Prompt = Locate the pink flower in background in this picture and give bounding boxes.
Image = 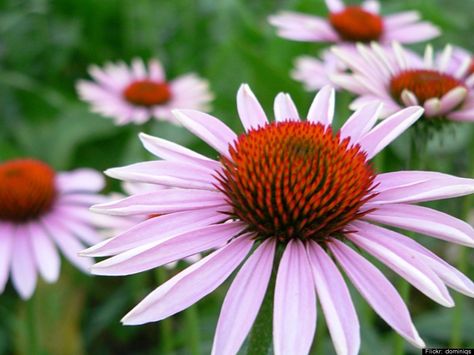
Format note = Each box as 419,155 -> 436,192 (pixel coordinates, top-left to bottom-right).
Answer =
84,85 -> 474,355
332,43 -> 474,121
269,0 -> 440,90
77,58 -> 213,125
0,159 -> 105,299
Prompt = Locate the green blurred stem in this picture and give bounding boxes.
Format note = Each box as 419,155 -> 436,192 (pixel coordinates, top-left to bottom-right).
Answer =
247,256 -> 278,355
26,298 -> 39,354
155,268 -> 174,355
394,280 -> 411,355
183,305 -> 201,355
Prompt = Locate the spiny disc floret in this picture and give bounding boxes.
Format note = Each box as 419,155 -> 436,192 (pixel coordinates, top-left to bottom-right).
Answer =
217,121 -> 376,242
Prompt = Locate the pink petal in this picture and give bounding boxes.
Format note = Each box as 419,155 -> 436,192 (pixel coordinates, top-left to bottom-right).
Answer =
41,215 -> 92,272
364,204 -> 474,247
91,189 -> 227,216
28,223 -> 60,283
371,171 -> 474,204
121,235 -> 253,325
56,169 -> 105,193
307,85 -> 335,125
91,221 -> 246,276
362,227 -> 474,297
138,133 -> 219,171
212,239 -> 276,355
383,11 -> 420,30
362,0 -> 380,13
237,84 -> 268,130
268,12 -> 338,42
105,161 -> 217,190
11,226 -> 37,299
0,223 -> 14,293
383,23 -> 440,44
339,101 -> 383,143
348,222 -> 454,307
329,240 -> 425,348
82,208 -> 226,257
358,106 -> 423,159
274,93 -> 300,122
148,59 -> 165,81
172,109 -> 236,159
307,242 -> 360,355
273,240 -> 316,355
439,87 -> 468,115
325,0 -> 344,12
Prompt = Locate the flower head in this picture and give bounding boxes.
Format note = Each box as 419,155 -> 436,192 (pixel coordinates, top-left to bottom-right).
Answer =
269,0 -> 440,91
0,158 -> 106,299
77,58 -> 213,125
332,43 -> 474,122
85,85 -> 474,355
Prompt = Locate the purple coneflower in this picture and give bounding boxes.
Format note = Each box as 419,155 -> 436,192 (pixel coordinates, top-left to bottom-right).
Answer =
84,85 -> 474,355
0,159 -> 105,299
269,0 -> 440,91
77,58 -> 213,125
332,43 -> 474,122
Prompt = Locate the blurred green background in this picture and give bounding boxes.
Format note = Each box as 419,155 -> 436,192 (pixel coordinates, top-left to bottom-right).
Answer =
0,0 -> 473,354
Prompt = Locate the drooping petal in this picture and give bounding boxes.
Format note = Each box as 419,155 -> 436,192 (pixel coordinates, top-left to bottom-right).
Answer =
139,133 -> 220,171
371,171 -> 474,204
11,226 -> 37,299
90,189 -> 227,216
91,221 -> 246,276
307,85 -> 335,125
212,239 -> 276,355
273,240 -> 316,355
173,109 -> 237,159
0,224 -> 14,293
56,169 -> 105,193
364,204 -> 474,247
237,84 -> 269,130
274,93 -> 300,122
105,161 -> 217,190
28,223 -> 60,283
358,106 -> 423,159
359,226 -> 474,297
307,242 -> 360,355
347,223 -> 454,307
82,208 -> 227,257
329,240 -> 425,348
121,235 -> 253,325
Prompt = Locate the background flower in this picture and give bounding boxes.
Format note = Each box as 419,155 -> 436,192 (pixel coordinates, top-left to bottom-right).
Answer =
77,58 -> 213,125
0,159 -> 105,299
269,0 -> 440,90
332,43 -> 474,121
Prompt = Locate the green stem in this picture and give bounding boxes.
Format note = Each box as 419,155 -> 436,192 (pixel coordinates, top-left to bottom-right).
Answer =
183,305 -> 201,355
247,255 -> 279,355
155,268 -> 174,355
394,280 -> 411,355
26,297 -> 39,354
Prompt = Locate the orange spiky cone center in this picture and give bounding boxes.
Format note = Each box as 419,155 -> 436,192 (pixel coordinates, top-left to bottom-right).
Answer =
329,6 -> 383,43
123,80 -> 172,107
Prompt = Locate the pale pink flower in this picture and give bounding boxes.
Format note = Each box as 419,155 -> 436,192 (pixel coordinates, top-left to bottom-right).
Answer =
269,0 -> 440,90
332,43 -> 474,121
84,85 -> 474,355
77,58 -> 213,125
0,159 -> 106,299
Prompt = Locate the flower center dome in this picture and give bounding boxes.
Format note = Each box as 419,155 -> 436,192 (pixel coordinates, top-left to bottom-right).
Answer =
218,121 -> 376,242
0,159 -> 57,222
123,80 -> 172,107
329,6 -> 383,43
390,69 -> 463,105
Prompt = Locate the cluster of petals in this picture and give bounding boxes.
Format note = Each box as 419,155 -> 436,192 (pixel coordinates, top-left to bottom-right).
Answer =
84,85 -> 474,355
269,0 -> 440,91
0,166 -> 107,299
331,43 -> 474,121
77,58 -> 213,125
